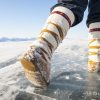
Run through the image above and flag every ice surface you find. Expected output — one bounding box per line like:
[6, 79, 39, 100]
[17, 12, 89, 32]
[0, 41, 32, 68]
[0, 38, 100, 100]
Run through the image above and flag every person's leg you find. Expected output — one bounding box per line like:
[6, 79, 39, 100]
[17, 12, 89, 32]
[87, 0, 100, 72]
[20, 0, 87, 87]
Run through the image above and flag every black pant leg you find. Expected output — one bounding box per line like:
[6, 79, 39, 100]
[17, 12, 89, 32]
[51, 0, 88, 27]
[87, 0, 100, 27]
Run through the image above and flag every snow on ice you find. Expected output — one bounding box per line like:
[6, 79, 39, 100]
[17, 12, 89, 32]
[0, 38, 100, 100]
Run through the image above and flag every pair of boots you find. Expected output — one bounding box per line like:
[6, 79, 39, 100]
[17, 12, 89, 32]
[19, 6, 100, 88]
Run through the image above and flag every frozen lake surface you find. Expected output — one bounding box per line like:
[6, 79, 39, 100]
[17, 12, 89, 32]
[0, 38, 100, 100]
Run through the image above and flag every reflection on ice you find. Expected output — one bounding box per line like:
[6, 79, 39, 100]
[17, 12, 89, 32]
[65, 76, 70, 80]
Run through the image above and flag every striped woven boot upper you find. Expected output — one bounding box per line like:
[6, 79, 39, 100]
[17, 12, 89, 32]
[36, 6, 75, 56]
[88, 22, 100, 72]
[20, 6, 75, 87]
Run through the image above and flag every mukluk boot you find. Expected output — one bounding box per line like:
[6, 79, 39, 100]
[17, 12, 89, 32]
[88, 22, 100, 72]
[19, 6, 75, 88]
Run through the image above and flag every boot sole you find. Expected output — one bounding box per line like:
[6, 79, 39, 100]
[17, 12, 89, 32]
[20, 58, 49, 88]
